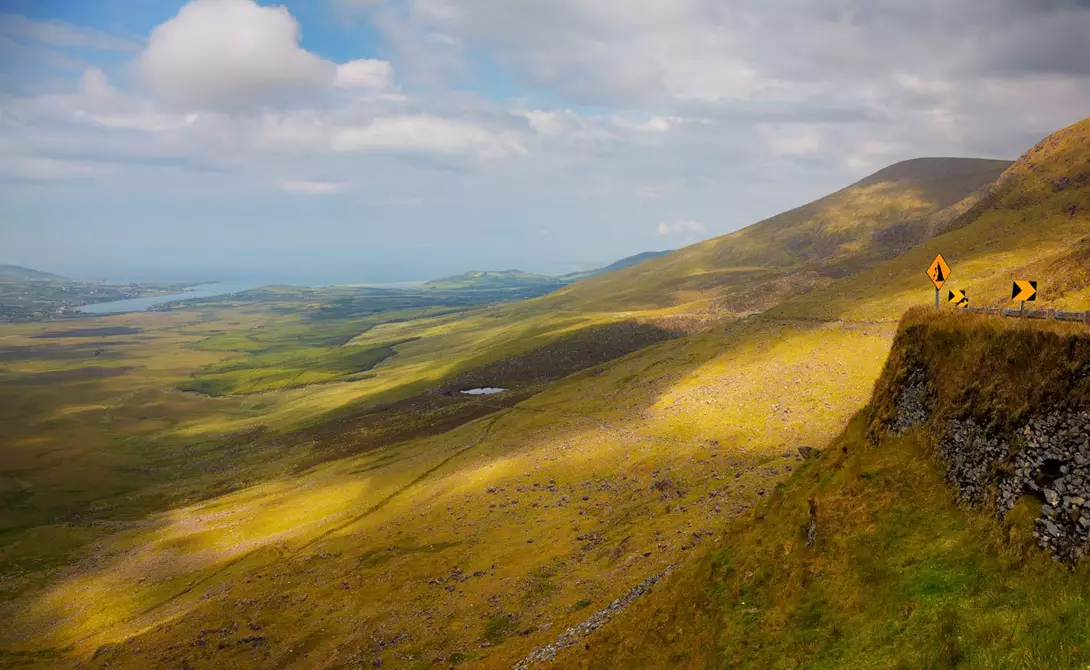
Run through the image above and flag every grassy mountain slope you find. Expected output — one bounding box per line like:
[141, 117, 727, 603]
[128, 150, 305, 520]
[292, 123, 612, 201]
[2, 122, 1086, 669]
[773, 117, 1090, 321]
[3, 312, 896, 669]
[0, 265, 66, 282]
[572, 310, 1090, 669]
[314, 157, 1014, 422]
[532, 158, 1009, 314]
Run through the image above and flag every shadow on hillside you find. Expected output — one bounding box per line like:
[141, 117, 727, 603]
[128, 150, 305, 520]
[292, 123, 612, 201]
[11, 316, 895, 667]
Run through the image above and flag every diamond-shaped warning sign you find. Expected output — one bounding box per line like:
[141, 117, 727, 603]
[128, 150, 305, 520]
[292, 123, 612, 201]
[927, 254, 950, 290]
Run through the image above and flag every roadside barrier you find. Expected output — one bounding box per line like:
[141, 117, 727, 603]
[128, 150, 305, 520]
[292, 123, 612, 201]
[962, 306, 1090, 324]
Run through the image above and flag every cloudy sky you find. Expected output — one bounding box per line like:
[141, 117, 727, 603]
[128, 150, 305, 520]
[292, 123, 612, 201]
[1, 0, 1088, 283]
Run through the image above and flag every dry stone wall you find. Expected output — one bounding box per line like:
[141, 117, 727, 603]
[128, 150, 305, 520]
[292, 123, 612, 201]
[890, 373, 1090, 563]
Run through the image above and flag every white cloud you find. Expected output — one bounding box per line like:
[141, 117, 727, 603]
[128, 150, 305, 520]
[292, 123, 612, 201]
[657, 218, 703, 236]
[280, 180, 344, 195]
[332, 115, 528, 159]
[134, 0, 336, 112]
[335, 59, 394, 89]
[759, 124, 823, 157]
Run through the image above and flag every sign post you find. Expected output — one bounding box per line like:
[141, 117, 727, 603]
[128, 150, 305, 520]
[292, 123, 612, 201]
[1012, 280, 1038, 319]
[927, 254, 951, 308]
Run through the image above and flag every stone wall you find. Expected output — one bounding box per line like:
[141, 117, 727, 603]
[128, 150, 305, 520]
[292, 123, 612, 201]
[889, 372, 1090, 563]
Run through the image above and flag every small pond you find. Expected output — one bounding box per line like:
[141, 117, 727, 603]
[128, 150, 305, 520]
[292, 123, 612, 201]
[459, 387, 508, 395]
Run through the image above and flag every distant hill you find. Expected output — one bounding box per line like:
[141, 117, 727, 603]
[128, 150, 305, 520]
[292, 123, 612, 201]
[424, 251, 673, 293]
[559, 250, 672, 282]
[532, 157, 1012, 314]
[424, 269, 563, 291]
[0, 264, 67, 282]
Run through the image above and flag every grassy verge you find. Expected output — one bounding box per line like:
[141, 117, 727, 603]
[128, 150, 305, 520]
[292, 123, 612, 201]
[577, 412, 1090, 669]
[573, 312, 1090, 669]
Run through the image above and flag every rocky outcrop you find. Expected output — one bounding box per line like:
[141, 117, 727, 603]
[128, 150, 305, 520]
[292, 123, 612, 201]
[890, 367, 930, 434]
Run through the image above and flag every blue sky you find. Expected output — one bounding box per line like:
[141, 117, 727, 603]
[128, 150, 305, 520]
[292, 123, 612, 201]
[1, 0, 1088, 283]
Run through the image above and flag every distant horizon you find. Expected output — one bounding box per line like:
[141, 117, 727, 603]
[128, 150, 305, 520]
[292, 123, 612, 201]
[0, 247, 673, 287]
[4, 1, 1084, 288]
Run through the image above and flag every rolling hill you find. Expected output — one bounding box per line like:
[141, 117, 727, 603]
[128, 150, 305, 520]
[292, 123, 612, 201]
[558, 250, 672, 283]
[424, 251, 673, 293]
[532, 157, 1011, 314]
[1, 119, 1087, 670]
[425, 269, 564, 292]
[0, 264, 66, 282]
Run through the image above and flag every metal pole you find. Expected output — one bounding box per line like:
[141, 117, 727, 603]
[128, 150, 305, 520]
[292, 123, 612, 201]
[935, 288, 940, 309]
[1020, 301, 1026, 319]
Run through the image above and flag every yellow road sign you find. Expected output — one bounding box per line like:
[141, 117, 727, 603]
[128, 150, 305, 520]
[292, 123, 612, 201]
[1012, 280, 1038, 302]
[927, 254, 950, 290]
[947, 289, 968, 307]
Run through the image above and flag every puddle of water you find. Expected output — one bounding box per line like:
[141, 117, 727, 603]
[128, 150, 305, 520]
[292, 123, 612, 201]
[459, 387, 508, 395]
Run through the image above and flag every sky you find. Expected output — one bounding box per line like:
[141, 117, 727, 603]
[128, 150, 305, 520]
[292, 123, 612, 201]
[1, 0, 1088, 284]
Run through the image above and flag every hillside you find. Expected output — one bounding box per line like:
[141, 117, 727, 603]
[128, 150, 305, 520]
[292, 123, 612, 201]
[558, 250, 672, 282]
[531, 158, 1010, 314]
[425, 251, 673, 293]
[573, 310, 1090, 669]
[772, 116, 1090, 321]
[0, 264, 66, 282]
[0, 121, 1086, 670]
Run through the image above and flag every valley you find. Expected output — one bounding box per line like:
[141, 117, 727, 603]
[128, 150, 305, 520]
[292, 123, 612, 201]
[0, 117, 1088, 670]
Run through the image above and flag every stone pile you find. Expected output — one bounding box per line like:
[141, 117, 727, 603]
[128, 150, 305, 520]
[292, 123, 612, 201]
[890, 367, 930, 434]
[513, 565, 676, 669]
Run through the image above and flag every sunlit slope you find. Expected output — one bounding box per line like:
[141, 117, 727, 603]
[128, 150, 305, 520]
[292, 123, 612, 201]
[570, 311, 1090, 670]
[529, 158, 1009, 314]
[773, 116, 1090, 321]
[4, 121, 1085, 670]
[316, 156, 1011, 414]
[1, 317, 896, 669]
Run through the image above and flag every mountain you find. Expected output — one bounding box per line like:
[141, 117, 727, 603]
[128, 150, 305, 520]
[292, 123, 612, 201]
[424, 251, 673, 293]
[6, 120, 1088, 669]
[772, 116, 1090, 321]
[571, 115, 1090, 669]
[532, 157, 1011, 314]
[558, 250, 673, 282]
[0, 264, 67, 282]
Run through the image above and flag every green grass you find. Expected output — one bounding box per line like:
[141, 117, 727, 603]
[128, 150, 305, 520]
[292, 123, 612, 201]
[179, 338, 412, 396]
[574, 310, 1090, 669]
[579, 413, 1090, 669]
[0, 118, 1085, 670]
[482, 614, 521, 645]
